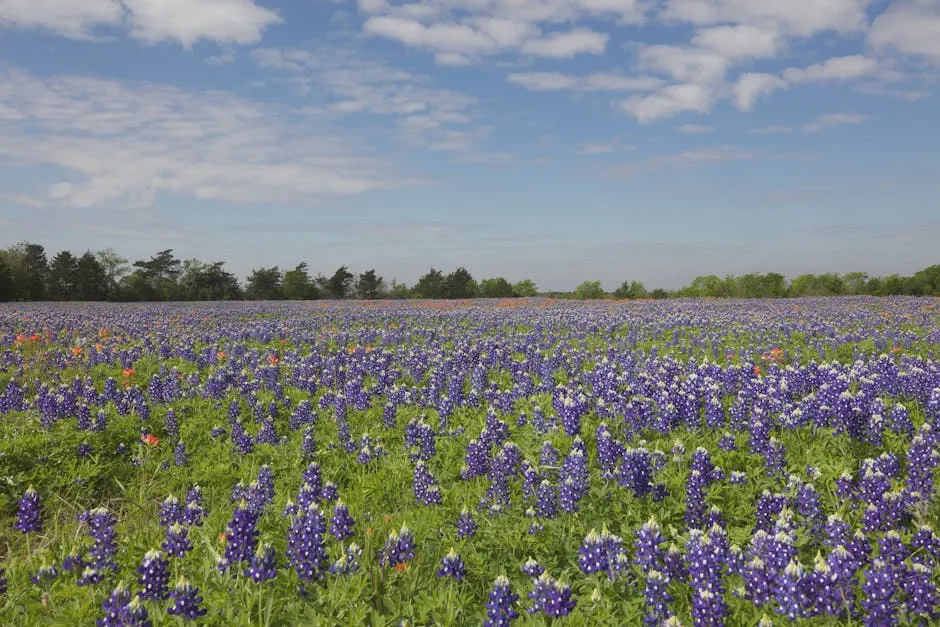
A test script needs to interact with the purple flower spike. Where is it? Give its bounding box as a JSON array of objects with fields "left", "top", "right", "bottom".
[
  {"left": 15, "top": 486, "right": 42, "bottom": 534},
  {"left": 485, "top": 575, "right": 519, "bottom": 627},
  {"left": 168, "top": 577, "right": 207, "bottom": 620}
]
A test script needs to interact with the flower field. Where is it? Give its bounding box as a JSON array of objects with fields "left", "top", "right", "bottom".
[{"left": 2, "top": 297, "right": 940, "bottom": 626}]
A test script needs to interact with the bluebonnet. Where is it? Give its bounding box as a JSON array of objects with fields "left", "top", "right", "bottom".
[
  {"left": 862, "top": 559, "right": 898, "bottom": 626},
  {"left": 485, "top": 575, "right": 519, "bottom": 626},
  {"left": 78, "top": 507, "right": 119, "bottom": 585},
  {"left": 456, "top": 508, "right": 477, "bottom": 539},
  {"left": 329, "top": 501, "right": 355, "bottom": 540},
  {"left": 330, "top": 543, "right": 362, "bottom": 575},
  {"left": 413, "top": 461, "right": 443, "bottom": 506},
  {"left": 774, "top": 560, "right": 811, "bottom": 621},
  {"left": 168, "top": 578, "right": 207, "bottom": 620},
  {"left": 534, "top": 480, "right": 557, "bottom": 519},
  {"left": 220, "top": 501, "right": 259, "bottom": 572},
  {"left": 14, "top": 486, "right": 42, "bottom": 533},
  {"left": 437, "top": 548, "right": 466, "bottom": 580},
  {"left": 643, "top": 570, "right": 673, "bottom": 626},
  {"left": 184, "top": 486, "right": 206, "bottom": 526},
  {"left": 379, "top": 525, "right": 415, "bottom": 568},
  {"left": 159, "top": 495, "right": 184, "bottom": 528},
  {"left": 136, "top": 550, "right": 169, "bottom": 601},
  {"left": 173, "top": 441, "right": 187, "bottom": 466},
  {"left": 98, "top": 584, "right": 151, "bottom": 627},
  {"left": 286, "top": 503, "right": 328, "bottom": 582},
  {"left": 521, "top": 558, "right": 544, "bottom": 578},
  {"left": 164, "top": 523, "right": 192, "bottom": 558},
  {"left": 31, "top": 563, "right": 58, "bottom": 584},
  {"left": 246, "top": 543, "right": 278, "bottom": 583},
  {"left": 527, "top": 571, "right": 576, "bottom": 618}
]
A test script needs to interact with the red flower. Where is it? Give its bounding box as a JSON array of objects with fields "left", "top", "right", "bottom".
[{"left": 140, "top": 433, "right": 160, "bottom": 447}]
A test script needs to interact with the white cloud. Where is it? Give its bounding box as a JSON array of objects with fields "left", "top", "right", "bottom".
[
  {"left": 507, "top": 71, "right": 662, "bottom": 92},
  {"left": 573, "top": 138, "right": 634, "bottom": 154},
  {"left": 747, "top": 125, "right": 792, "bottom": 134},
  {"left": 783, "top": 55, "right": 878, "bottom": 83},
  {"left": 363, "top": 16, "right": 499, "bottom": 56},
  {"left": 802, "top": 112, "right": 870, "bottom": 133},
  {"left": 574, "top": 143, "right": 617, "bottom": 154},
  {"left": 869, "top": 0, "right": 940, "bottom": 64},
  {"left": 620, "top": 83, "right": 715, "bottom": 123},
  {"left": 604, "top": 144, "right": 753, "bottom": 177},
  {"left": 0, "top": 69, "right": 411, "bottom": 209},
  {"left": 676, "top": 123, "right": 715, "bottom": 133},
  {"left": 0, "top": 0, "right": 280, "bottom": 46},
  {"left": 659, "top": 0, "right": 872, "bottom": 37},
  {"left": 733, "top": 72, "right": 788, "bottom": 110},
  {"left": 507, "top": 72, "right": 578, "bottom": 91},
  {"left": 357, "top": 0, "right": 642, "bottom": 63},
  {"left": 520, "top": 28, "right": 608, "bottom": 58},
  {"left": 638, "top": 45, "right": 729, "bottom": 83},
  {"left": 251, "top": 47, "right": 484, "bottom": 152},
  {"left": 691, "top": 24, "right": 783, "bottom": 60}
]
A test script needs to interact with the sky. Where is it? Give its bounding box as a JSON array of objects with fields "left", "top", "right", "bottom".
[{"left": 0, "top": 0, "right": 939, "bottom": 291}]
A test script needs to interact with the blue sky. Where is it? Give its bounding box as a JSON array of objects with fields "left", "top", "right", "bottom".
[{"left": 0, "top": 0, "right": 938, "bottom": 290}]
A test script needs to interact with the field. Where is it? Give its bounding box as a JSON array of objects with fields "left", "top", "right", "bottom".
[{"left": 1, "top": 297, "right": 940, "bottom": 626}]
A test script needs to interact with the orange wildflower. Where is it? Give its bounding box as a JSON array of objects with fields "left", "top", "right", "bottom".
[
  {"left": 71, "top": 347, "right": 83, "bottom": 356},
  {"left": 140, "top": 433, "right": 160, "bottom": 447},
  {"left": 394, "top": 563, "right": 407, "bottom": 572},
  {"left": 268, "top": 355, "right": 279, "bottom": 365},
  {"left": 122, "top": 367, "right": 136, "bottom": 378},
  {"left": 217, "top": 351, "right": 227, "bottom": 360},
  {"left": 219, "top": 532, "right": 227, "bottom": 545}
]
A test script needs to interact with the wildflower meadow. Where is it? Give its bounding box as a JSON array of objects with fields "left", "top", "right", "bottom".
[{"left": 2, "top": 297, "right": 940, "bottom": 625}]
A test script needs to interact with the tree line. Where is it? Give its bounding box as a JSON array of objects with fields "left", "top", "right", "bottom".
[
  {"left": 0, "top": 242, "right": 937, "bottom": 302},
  {"left": 0, "top": 243, "right": 538, "bottom": 302}
]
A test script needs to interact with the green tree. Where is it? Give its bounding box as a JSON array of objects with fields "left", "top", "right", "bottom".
[
  {"left": 246, "top": 266, "right": 282, "bottom": 300},
  {"left": 95, "top": 248, "right": 130, "bottom": 295},
  {"left": 512, "top": 279, "right": 538, "bottom": 297},
  {"left": 282, "top": 263, "right": 318, "bottom": 300},
  {"left": 179, "top": 260, "right": 242, "bottom": 300},
  {"left": 0, "top": 253, "right": 14, "bottom": 301},
  {"left": 911, "top": 265, "right": 940, "bottom": 296},
  {"left": 413, "top": 268, "right": 445, "bottom": 299},
  {"left": 683, "top": 275, "right": 733, "bottom": 298},
  {"left": 357, "top": 269, "right": 384, "bottom": 300},
  {"left": 133, "top": 249, "right": 182, "bottom": 300},
  {"left": 324, "top": 266, "right": 354, "bottom": 299},
  {"left": 48, "top": 250, "right": 79, "bottom": 300},
  {"left": 444, "top": 267, "right": 477, "bottom": 299},
  {"left": 614, "top": 280, "right": 647, "bottom": 299},
  {"left": 841, "top": 272, "right": 869, "bottom": 295},
  {"left": 573, "top": 280, "right": 605, "bottom": 300},
  {"left": 5, "top": 242, "right": 49, "bottom": 300},
  {"left": 387, "top": 279, "right": 412, "bottom": 299},
  {"left": 74, "top": 252, "right": 109, "bottom": 300},
  {"left": 478, "top": 277, "right": 514, "bottom": 298}
]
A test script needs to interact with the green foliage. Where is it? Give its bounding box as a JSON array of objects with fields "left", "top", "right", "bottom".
[
  {"left": 246, "top": 266, "right": 283, "bottom": 300},
  {"left": 512, "top": 280, "right": 538, "bottom": 298},
  {"left": 357, "top": 269, "right": 385, "bottom": 300},
  {"left": 573, "top": 280, "right": 605, "bottom": 300},
  {"left": 613, "top": 280, "right": 647, "bottom": 299},
  {"left": 282, "top": 263, "right": 318, "bottom": 300},
  {"left": 478, "top": 277, "right": 514, "bottom": 299},
  {"left": 413, "top": 268, "right": 445, "bottom": 299},
  {"left": 444, "top": 267, "right": 476, "bottom": 299}
]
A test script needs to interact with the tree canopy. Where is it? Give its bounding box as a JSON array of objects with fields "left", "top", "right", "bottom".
[{"left": 1, "top": 240, "right": 938, "bottom": 302}]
